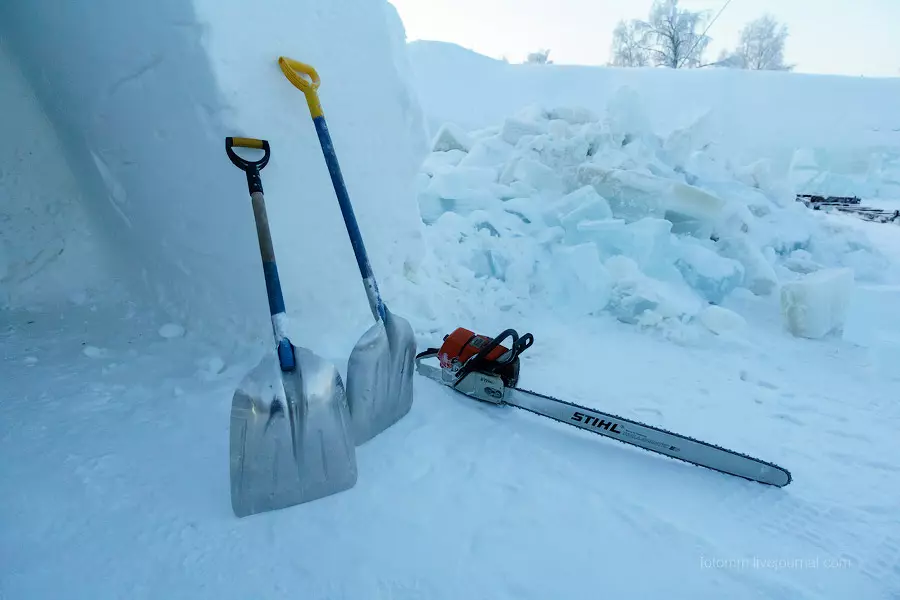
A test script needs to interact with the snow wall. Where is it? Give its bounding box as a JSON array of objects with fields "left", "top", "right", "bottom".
[
  {"left": 0, "top": 1, "right": 428, "bottom": 353},
  {"left": 408, "top": 41, "right": 900, "bottom": 181}
]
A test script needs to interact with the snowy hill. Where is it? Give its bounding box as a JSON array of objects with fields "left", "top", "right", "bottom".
[{"left": 3, "top": 4, "right": 900, "bottom": 600}]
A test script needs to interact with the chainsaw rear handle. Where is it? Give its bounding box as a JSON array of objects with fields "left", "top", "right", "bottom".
[{"left": 226, "top": 137, "right": 271, "bottom": 195}]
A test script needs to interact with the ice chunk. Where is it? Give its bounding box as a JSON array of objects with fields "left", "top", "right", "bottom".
[
  {"left": 667, "top": 182, "right": 728, "bottom": 226},
  {"left": 675, "top": 240, "right": 744, "bottom": 304},
  {"left": 534, "top": 225, "right": 566, "bottom": 248},
  {"left": 684, "top": 149, "right": 732, "bottom": 183},
  {"left": 428, "top": 166, "right": 497, "bottom": 197},
  {"left": 571, "top": 218, "right": 630, "bottom": 253},
  {"left": 547, "top": 243, "right": 612, "bottom": 316},
  {"left": 663, "top": 110, "right": 719, "bottom": 169},
  {"left": 420, "top": 165, "right": 504, "bottom": 219},
  {"left": 547, "top": 119, "right": 569, "bottom": 138},
  {"left": 735, "top": 158, "right": 775, "bottom": 191},
  {"left": 780, "top": 268, "right": 855, "bottom": 339},
  {"left": 431, "top": 123, "right": 473, "bottom": 152},
  {"left": 605, "top": 256, "right": 659, "bottom": 323},
  {"left": 698, "top": 305, "right": 747, "bottom": 336},
  {"left": 508, "top": 157, "right": 565, "bottom": 195},
  {"left": 501, "top": 197, "right": 544, "bottom": 225},
  {"left": 500, "top": 117, "right": 548, "bottom": 145},
  {"left": 587, "top": 145, "right": 629, "bottom": 171},
  {"left": 717, "top": 235, "right": 779, "bottom": 296},
  {"left": 418, "top": 188, "right": 446, "bottom": 225},
  {"left": 783, "top": 249, "right": 822, "bottom": 275},
  {"left": 577, "top": 165, "right": 669, "bottom": 221},
  {"left": 545, "top": 185, "right": 613, "bottom": 228},
  {"left": 626, "top": 218, "right": 673, "bottom": 274},
  {"left": 605, "top": 255, "right": 702, "bottom": 324},
  {"left": 468, "top": 208, "right": 529, "bottom": 238},
  {"left": 421, "top": 150, "right": 467, "bottom": 175},
  {"left": 468, "top": 248, "right": 508, "bottom": 281},
  {"left": 458, "top": 135, "right": 515, "bottom": 169}
]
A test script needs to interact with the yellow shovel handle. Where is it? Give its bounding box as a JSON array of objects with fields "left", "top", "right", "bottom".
[{"left": 278, "top": 57, "right": 324, "bottom": 118}]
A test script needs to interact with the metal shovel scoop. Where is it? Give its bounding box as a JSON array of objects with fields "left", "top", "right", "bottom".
[
  {"left": 225, "top": 136, "right": 357, "bottom": 517},
  {"left": 277, "top": 57, "right": 416, "bottom": 446}
]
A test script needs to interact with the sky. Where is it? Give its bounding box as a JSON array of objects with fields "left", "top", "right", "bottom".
[{"left": 389, "top": 0, "right": 900, "bottom": 77}]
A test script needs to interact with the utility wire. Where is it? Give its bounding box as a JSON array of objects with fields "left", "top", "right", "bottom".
[{"left": 680, "top": 0, "right": 735, "bottom": 68}]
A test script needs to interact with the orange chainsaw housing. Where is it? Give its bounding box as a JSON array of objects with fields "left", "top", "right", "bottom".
[{"left": 437, "top": 327, "right": 521, "bottom": 387}]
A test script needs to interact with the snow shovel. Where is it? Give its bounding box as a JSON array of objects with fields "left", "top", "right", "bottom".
[
  {"left": 225, "top": 136, "right": 357, "bottom": 517},
  {"left": 277, "top": 57, "right": 416, "bottom": 446}
]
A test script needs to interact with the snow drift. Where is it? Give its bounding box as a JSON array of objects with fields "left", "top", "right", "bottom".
[
  {"left": 407, "top": 41, "right": 900, "bottom": 196},
  {"left": 0, "top": 0, "right": 427, "bottom": 352}
]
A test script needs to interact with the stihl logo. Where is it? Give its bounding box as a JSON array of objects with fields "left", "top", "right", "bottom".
[{"left": 572, "top": 412, "right": 621, "bottom": 434}]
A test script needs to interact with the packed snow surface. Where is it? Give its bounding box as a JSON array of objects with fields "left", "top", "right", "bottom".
[{"left": 3, "top": 6, "right": 900, "bottom": 600}]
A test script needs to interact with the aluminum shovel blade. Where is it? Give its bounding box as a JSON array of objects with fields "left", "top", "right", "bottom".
[
  {"left": 230, "top": 345, "right": 358, "bottom": 518},
  {"left": 346, "top": 306, "right": 416, "bottom": 445}
]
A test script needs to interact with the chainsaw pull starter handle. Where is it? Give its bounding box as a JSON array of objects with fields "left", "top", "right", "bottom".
[{"left": 226, "top": 137, "right": 271, "bottom": 195}]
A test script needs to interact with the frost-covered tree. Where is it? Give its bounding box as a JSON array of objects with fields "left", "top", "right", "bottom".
[
  {"left": 525, "top": 49, "right": 552, "bottom": 64},
  {"left": 609, "top": 20, "right": 649, "bottom": 67},
  {"left": 634, "top": 0, "right": 711, "bottom": 69},
  {"left": 728, "top": 15, "right": 793, "bottom": 71}
]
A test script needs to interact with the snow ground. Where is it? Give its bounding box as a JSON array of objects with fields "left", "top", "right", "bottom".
[
  {"left": 4, "top": 4, "right": 900, "bottom": 600},
  {"left": 4, "top": 276, "right": 900, "bottom": 599}
]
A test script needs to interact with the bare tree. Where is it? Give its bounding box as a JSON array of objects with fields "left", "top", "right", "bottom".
[
  {"left": 525, "top": 49, "right": 553, "bottom": 65},
  {"left": 730, "top": 15, "right": 793, "bottom": 70},
  {"left": 609, "top": 20, "right": 649, "bottom": 67},
  {"left": 634, "top": 0, "right": 711, "bottom": 69}
]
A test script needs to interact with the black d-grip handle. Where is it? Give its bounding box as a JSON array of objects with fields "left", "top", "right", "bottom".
[{"left": 225, "top": 137, "right": 271, "bottom": 195}]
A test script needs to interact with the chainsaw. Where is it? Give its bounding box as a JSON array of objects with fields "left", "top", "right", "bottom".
[{"left": 415, "top": 327, "right": 792, "bottom": 487}]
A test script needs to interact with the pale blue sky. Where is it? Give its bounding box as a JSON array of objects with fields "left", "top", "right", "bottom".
[{"left": 390, "top": 0, "right": 900, "bottom": 77}]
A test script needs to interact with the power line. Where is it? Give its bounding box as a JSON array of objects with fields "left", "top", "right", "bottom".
[{"left": 680, "top": 0, "right": 736, "bottom": 68}]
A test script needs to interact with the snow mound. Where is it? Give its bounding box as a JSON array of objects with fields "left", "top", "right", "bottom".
[{"left": 416, "top": 96, "right": 890, "bottom": 333}]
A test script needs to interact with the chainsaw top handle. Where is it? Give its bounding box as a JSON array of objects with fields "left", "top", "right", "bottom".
[
  {"left": 225, "top": 137, "right": 271, "bottom": 195},
  {"left": 455, "top": 328, "right": 533, "bottom": 384}
]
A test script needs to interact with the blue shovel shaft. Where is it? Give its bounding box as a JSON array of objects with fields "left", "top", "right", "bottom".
[
  {"left": 251, "top": 190, "right": 295, "bottom": 372},
  {"left": 311, "top": 115, "right": 387, "bottom": 323},
  {"left": 251, "top": 191, "right": 287, "bottom": 319}
]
